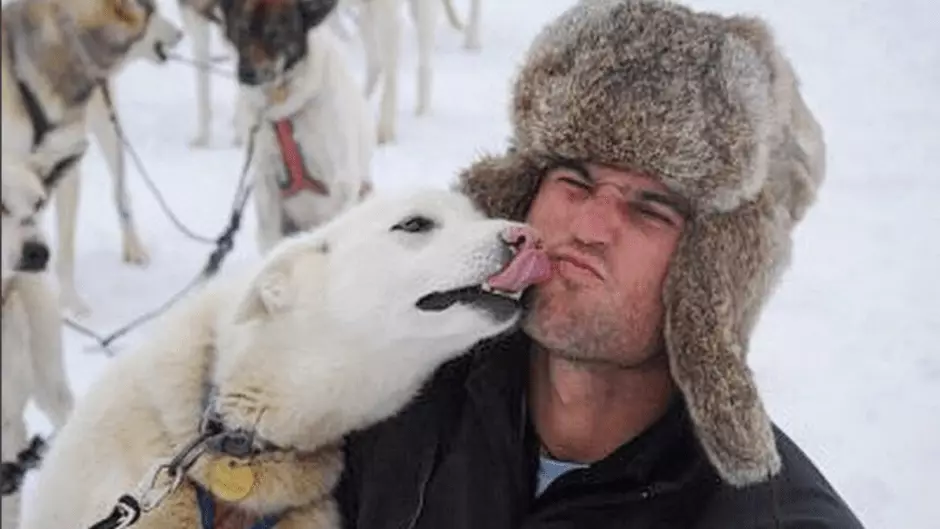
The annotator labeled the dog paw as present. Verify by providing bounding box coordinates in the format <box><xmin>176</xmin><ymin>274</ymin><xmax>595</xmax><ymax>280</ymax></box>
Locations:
<box><xmin>122</xmin><ymin>236</ymin><xmax>150</xmax><ymax>266</ymax></box>
<box><xmin>189</xmin><ymin>135</ymin><xmax>211</xmax><ymax>149</ymax></box>
<box><xmin>464</xmin><ymin>36</ymin><xmax>482</xmax><ymax>51</ymax></box>
<box><xmin>60</xmin><ymin>289</ymin><xmax>91</xmax><ymax>318</ymax></box>
<box><xmin>358</xmin><ymin>181</ymin><xmax>374</xmax><ymax>201</ymax></box>
<box><xmin>377</xmin><ymin>125</ymin><xmax>396</xmax><ymax>146</ymax></box>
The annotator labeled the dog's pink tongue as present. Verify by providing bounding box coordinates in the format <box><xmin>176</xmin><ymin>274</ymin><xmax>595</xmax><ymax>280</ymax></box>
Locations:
<box><xmin>486</xmin><ymin>247</ymin><xmax>553</xmax><ymax>292</ymax></box>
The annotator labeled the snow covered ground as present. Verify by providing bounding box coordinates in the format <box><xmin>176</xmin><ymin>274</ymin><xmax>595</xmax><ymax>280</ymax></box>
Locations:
<box><xmin>16</xmin><ymin>0</ymin><xmax>939</xmax><ymax>527</ymax></box>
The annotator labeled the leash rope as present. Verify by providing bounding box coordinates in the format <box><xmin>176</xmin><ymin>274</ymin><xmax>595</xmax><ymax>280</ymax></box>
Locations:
<box><xmin>98</xmin><ymin>83</ymin><xmax>218</xmax><ymax>245</ymax></box>
<box><xmin>62</xmin><ymin>110</ymin><xmax>259</xmax><ymax>354</ymax></box>
<box><xmin>87</xmin><ymin>496</ymin><xmax>142</xmax><ymax>529</ymax></box>
<box><xmin>164</xmin><ymin>51</ymin><xmax>235</xmax><ymax>79</ymax></box>
<box><xmin>85</xmin><ymin>429</ymin><xmax>218</xmax><ymax>529</ymax></box>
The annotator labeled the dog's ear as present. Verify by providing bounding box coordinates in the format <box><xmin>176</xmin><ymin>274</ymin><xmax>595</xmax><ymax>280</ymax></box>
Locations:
<box><xmin>299</xmin><ymin>0</ymin><xmax>337</xmax><ymax>31</ymax></box>
<box><xmin>233</xmin><ymin>267</ymin><xmax>293</xmax><ymax>323</ymax></box>
<box><xmin>232</xmin><ymin>238</ymin><xmax>329</xmax><ymax>324</ymax></box>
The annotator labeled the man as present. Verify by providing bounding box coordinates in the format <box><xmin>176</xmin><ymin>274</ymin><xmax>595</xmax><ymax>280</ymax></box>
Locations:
<box><xmin>336</xmin><ymin>0</ymin><xmax>864</xmax><ymax>527</ymax></box>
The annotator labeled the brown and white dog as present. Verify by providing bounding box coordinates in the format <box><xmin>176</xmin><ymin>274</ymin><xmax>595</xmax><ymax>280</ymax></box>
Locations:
<box><xmin>1</xmin><ymin>0</ymin><xmax>184</xmax><ymax>315</ymax></box>
<box><xmin>178</xmin><ymin>0</ymin><xmax>483</xmax><ymax>146</ymax></box>
<box><xmin>216</xmin><ymin>0</ymin><xmax>375</xmax><ymax>254</ymax></box>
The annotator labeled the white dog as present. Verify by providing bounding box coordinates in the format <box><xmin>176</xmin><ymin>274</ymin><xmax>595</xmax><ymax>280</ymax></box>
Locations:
<box><xmin>351</xmin><ymin>0</ymin><xmax>483</xmax><ymax>144</ymax></box>
<box><xmin>22</xmin><ymin>189</ymin><xmax>551</xmax><ymax>528</ymax></box>
<box><xmin>1</xmin><ymin>0</ymin><xmax>184</xmax><ymax>315</ymax></box>
<box><xmin>1</xmin><ymin>161</ymin><xmax>75</xmax><ymax>529</ymax></box>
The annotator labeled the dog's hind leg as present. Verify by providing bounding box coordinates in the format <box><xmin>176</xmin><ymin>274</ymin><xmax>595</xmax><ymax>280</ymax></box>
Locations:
<box><xmin>410</xmin><ymin>0</ymin><xmax>437</xmax><ymax>117</ymax></box>
<box><xmin>20</xmin><ymin>275</ymin><xmax>73</xmax><ymax>430</ymax></box>
<box><xmin>87</xmin><ymin>88</ymin><xmax>150</xmax><ymax>267</ymax></box>
<box><xmin>463</xmin><ymin>0</ymin><xmax>482</xmax><ymax>51</ymax></box>
<box><xmin>182</xmin><ymin>5</ymin><xmax>213</xmax><ymax>148</ymax></box>
<box><xmin>53</xmin><ymin>168</ymin><xmax>90</xmax><ymax>316</ymax></box>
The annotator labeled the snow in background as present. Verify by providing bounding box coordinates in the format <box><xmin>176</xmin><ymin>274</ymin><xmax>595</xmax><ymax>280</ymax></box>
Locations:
<box><xmin>15</xmin><ymin>0</ymin><xmax>939</xmax><ymax>527</ymax></box>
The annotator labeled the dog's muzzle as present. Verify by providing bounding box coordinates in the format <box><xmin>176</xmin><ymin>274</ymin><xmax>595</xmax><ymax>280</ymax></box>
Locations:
<box><xmin>201</xmin><ymin>408</ymin><xmax>285</xmax><ymax>459</ymax></box>
<box><xmin>16</xmin><ymin>241</ymin><xmax>49</xmax><ymax>272</ymax></box>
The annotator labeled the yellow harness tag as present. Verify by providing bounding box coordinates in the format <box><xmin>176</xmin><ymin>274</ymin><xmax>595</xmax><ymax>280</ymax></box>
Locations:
<box><xmin>207</xmin><ymin>456</ymin><xmax>255</xmax><ymax>502</ymax></box>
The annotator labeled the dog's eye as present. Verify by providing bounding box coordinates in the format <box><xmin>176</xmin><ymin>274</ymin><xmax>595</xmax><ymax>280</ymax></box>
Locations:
<box><xmin>391</xmin><ymin>216</ymin><xmax>436</xmax><ymax>233</ymax></box>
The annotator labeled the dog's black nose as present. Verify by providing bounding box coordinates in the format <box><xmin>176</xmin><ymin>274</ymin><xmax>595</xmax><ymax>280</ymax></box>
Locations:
<box><xmin>18</xmin><ymin>241</ymin><xmax>49</xmax><ymax>271</ymax></box>
<box><xmin>238</xmin><ymin>62</ymin><xmax>261</xmax><ymax>85</ymax></box>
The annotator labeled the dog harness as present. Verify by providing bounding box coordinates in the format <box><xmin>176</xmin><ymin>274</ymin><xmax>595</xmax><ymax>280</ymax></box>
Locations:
<box><xmin>4</xmin><ymin>25</ymin><xmax>85</xmax><ymax>185</ymax></box>
<box><xmin>272</xmin><ymin>119</ymin><xmax>330</xmax><ymax>199</ymax></box>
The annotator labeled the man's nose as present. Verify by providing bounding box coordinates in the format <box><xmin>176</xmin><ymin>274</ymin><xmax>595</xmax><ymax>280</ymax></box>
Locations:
<box><xmin>570</xmin><ymin>193</ymin><xmax>620</xmax><ymax>247</ymax></box>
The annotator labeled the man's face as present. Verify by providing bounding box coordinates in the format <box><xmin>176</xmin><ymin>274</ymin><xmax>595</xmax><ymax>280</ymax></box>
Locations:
<box><xmin>523</xmin><ymin>162</ymin><xmax>688</xmax><ymax>367</ymax></box>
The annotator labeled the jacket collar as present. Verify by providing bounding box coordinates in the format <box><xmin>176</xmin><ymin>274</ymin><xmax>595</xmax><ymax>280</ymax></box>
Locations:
<box><xmin>464</xmin><ymin>331</ymin><xmax>708</xmax><ymax>493</ymax></box>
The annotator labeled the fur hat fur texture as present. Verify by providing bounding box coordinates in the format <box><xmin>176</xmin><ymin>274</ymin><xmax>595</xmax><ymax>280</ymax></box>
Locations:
<box><xmin>456</xmin><ymin>0</ymin><xmax>825</xmax><ymax>486</ymax></box>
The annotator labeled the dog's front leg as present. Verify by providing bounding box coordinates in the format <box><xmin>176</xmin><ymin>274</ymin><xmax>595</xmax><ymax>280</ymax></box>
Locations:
<box><xmin>232</xmin><ymin>86</ymin><xmax>254</xmax><ymax>147</ymax></box>
<box><xmin>87</xmin><ymin>89</ymin><xmax>150</xmax><ymax>267</ymax></box>
<box><xmin>359</xmin><ymin>4</ymin><xmax>382</xmax><ymax>99</ymax></box>
<box><xmin>370</xmin><ymin>0</ymin><xmax>401</xmax><ymax>144</ymax></box>
<box><xmin>182</xmin><ymin>4</ymin><xmax>213</xmax><ymax>148</ymax></box>
<box><xmin>464</xmin><ymin>0</ymin><xmax>482</xmax><ymax>50</ymax></box>
<box><xmin>20</xmin><ymin>274</ymin><xmax>74</xmax><ymax>429</ymax></box>
<box><xmin>253</xmin><ymin>165</ymin><xmax>286</xmax><ymax>255</ymax></box>
<box><xmin>1</xmin><ymin>297</ymin><xmax>31</xmax><ymax>529</ymax></box>
<box><xmin>53</xmin><ymin>168</ymin><xmax>90</xmax><ymax>316</ymax></box>
<box><xmin>410</xmin><ymin>0</ymin><xmax>436</xmax><ymax>117</ymax></box>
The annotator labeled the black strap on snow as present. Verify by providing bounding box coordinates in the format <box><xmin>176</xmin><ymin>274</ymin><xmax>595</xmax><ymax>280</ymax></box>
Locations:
<box><xmin>0</xmin><ymin>435</ymin><xmax>47</xmax><ymax>496</ymax></box>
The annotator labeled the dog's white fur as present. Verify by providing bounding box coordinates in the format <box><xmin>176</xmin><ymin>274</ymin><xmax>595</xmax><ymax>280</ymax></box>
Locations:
<box><xmin>1</xmin><ymin>0</ymin><xmax>184</xmax><ymax>315</ymax></box>
<box><xmin>241</xmin><ymin>26</ymin><xmax>375</xmax><ymax>254</ymax></box>
<box><xmin>1</xmin><ymin>162</ymin><xmax>74</xmax><ymax>529</ymax></box>
<box><xmin>23</xmin><ymin>189</ymin><xmax>530</xmax><ymax>528</ymax></box>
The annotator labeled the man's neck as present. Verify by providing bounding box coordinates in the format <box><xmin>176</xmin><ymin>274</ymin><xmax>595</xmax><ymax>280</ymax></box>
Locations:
<box><xmin>529</xmin><ymin>345</ymin><xmax>675</xmax><ymax>463</ymax></box>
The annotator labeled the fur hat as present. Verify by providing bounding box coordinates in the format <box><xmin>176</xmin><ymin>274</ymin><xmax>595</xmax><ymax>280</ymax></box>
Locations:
<box><xmin>456</xmin><ymin>0</ymin><xmax>825</xmax><ymax>487</ymax></box>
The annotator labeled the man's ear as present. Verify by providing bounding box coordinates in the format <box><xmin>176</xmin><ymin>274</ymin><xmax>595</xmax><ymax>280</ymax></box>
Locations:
<box><xmin>299</xmin><ymin>0</ymin><xmax>338</xmax><ymax>31</ymax></box>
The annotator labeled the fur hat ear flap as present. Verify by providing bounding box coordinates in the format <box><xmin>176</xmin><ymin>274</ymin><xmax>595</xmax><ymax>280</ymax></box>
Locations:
<box><xmin>663</xmin><ymin>194</ymin><xmax>790</xmax><ymax>487</ymax></box>
<box><xmin>455</xmin><ymin>149</ymin><xmax>550</xmax><ymax>222</ymax></box>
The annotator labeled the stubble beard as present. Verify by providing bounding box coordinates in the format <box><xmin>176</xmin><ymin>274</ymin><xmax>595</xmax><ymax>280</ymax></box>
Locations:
<box><xmin>522</xmin><ymin>280</ymin><xmax>665</xmax><ymax>370</ymax></box>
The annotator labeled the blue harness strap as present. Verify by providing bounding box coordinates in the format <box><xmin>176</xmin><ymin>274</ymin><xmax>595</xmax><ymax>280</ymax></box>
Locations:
<box><xmin>195</xmin><ymin>484</ymin><xmax>283</xmax><ymax>529</ymax></box>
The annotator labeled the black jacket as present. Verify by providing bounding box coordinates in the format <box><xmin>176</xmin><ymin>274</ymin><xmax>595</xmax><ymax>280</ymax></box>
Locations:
<box><xmin>336</xmin><ymin>333</ymin><xmax>864</xmax><ymax>529</ymax></box>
